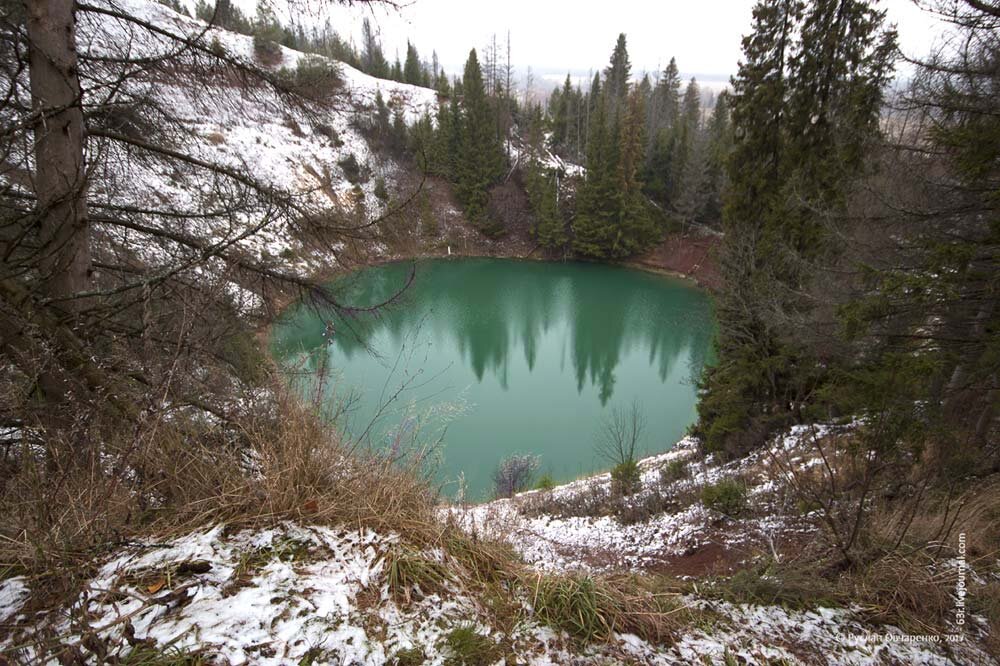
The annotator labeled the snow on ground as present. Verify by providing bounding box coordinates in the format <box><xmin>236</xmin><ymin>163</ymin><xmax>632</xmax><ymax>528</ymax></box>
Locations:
<box><xmin>0</xmin><ymin>425</ymin><xmax>991</xmax><ymax>665</ymax></box>
<box><xmin>55</xmin><ymin>0</ymin><xmax>442</xmax><ymax>313</ymax></box>
<box><xmin>508</xmin><ymin>133</ymin><xmax>587</xmax><ymax>180</ymax></box>
<box><xmin>444</xmin><ymin>428</ymin><xmax>835</xmax><ymax>573</ymax></box>
<box><xmin>2</xmin><ymin>518</ymin><xmax>992</xmax><ymax>665</ymax></box>
<box><xmin>0</xmin><ymin>577</ymin><xmax>29</xmax><ymax>625</ymax></box>
<box><xmin>1</xmin><ymin>524</ymin><xmax>499</xmax><ymax>665</ymax></box>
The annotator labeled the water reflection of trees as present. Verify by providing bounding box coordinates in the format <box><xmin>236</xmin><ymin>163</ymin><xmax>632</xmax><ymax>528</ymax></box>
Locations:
<box><xmin>272</xmin><ymin>259</ymin><xmax>715</xmax><ymax>406</ymax></box>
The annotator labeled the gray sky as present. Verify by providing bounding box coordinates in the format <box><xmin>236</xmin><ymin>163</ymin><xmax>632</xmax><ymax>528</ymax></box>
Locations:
<box><xmin>312</xmin><ymin>0</ymin><xmax>945</xmax><ymax>80</ymax></box>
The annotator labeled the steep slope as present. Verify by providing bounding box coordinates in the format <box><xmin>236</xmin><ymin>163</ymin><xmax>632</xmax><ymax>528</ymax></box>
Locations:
<box><xmin>2</xmin><ymin>426</ymin><xmax>995</xmax><ymax>664</ymax></box>
<box><xmin>70</xmin><ymin>0</ymin><xmax>443</xmax><ymax>311</ymax></box>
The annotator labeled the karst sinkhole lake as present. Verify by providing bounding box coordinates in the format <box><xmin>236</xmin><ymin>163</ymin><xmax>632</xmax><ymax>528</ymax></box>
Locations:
<box><xmin>271</xmin><ymin>258</ymin><xmax>716</xmax><ymax>499</ymax></box>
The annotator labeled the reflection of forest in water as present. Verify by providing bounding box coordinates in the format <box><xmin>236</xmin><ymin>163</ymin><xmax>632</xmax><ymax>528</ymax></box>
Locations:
<box><xmin>273</xmin><ymin>259</ymin><xmax>715</xmax><ymax>407</ymax></box>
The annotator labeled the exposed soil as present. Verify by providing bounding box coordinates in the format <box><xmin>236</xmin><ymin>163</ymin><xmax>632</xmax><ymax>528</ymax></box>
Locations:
<box><xmin>386</xmin><ymin>167</ymin><xmax>722</xmax><ymax>291</ymax></box>
<box><xmin>652</xmin><ymin>541</ymin><xmax>737</xmax><ymax>577</ymax></box>
<box><xmin>631</xmin><ymin>229</ymin><xmax>722</xmax><ymax>291</ymax></box>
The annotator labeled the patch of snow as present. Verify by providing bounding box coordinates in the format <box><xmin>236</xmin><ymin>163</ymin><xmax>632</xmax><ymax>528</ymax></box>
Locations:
<box><xmin>0</xmin><ymin>577</ymin><xmax>30</xmax><ymax>624</ymax></box>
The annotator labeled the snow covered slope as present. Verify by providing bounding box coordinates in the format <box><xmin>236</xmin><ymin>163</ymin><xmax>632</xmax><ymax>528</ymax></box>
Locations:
<box><xmin>2</xmin><ymin>489</ymin><xmax>993</xmax><ymax>662</ymax></box>
<box><xmin>72</xmin><ymin>0</ymin><xmax>441</xmax><ymax>308</ymax></box>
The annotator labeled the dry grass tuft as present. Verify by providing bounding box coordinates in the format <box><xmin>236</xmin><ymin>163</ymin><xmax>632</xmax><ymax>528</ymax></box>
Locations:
<box><xmin>0</xmin><ymin>388</ymin><xmax>440</xmax><ymax>600</ymax></box>
<box><xmin>384</xmin><ymin>544</ymin><xmax>452</xmax><ymax>605</ymax></box>
<box><xmin>528</xmin><ymin>572</ymin><xmax>685</xmax><ymax>645</ymax></box>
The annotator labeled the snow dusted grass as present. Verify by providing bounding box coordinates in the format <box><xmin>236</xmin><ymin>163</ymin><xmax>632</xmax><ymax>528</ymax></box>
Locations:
<box><xmin>444</xmin><ymin>430</ymin><xmax>827</xmax><ymax>573</ymax></box>
<box><xmin>1</xmin><ymin>524</ymin><xmax>475</xmax><ymax>664</ymax></box>
<box><xmin>2</xmin><ymin>417</ymin><xmax>996</xmax><ymax>664</ymax></box>
<box><xmin>438</xmin><ymin>425</ymin><xmax>999</xmax><ymax>665</ymax></box>
<box><xmin>3</xmin><ymin>518</ymin><xmax>993</xmax><ymax>665</ymax></box>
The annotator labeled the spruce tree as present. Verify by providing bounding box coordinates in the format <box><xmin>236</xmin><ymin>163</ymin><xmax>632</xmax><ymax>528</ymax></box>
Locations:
<box><xmin>573</xmin><ymin>91</ymin><xmax>615</xmax><ymax>257</ymax></box>
<box><xmin>604</xmin><ymin>33</ymin><xmax>631</xmax><ymax>120</ymax></box>
<box><xmin>696</xmin><ymin>0</ymin><xmax>896</xmax><ymax>456</ymax></box>
<box><xmin>454</xmin><ymin>49</ymin><xmax>505</xmax><ymax>226</ymax></box>
<box><xmin>696</xmin><ymin>0</ymin><xmax>805</xmax><ymax>455</ymax></box>
<box><xmin>572</xmin><ymin>35</ymin><xmax>657</xmax><ymax>259</ymax></box>
<box><xmin>403</xmin><ymin>41</ymin><xmax>422</xmax><ymax>85</ymax></box>
<box><xmin>669</xmin><ymin>78</ymin><xmax>702</xmax><ymax>203</ymax></box>
<box><xmin>616</xmin><ymin>87</ymin><xmax>655</xmax><ymax>255</ymax></box>
<box><xmin>360</xmin><ymin>18</ymin><xmax>389</xmax><ymax>78</ymax></box>
<box><xmin>702</xmin><ymin>91</ymin><xmax>734</xmax><ymax>226</ymax></box>
<box><xmin>649</xmin><ymin>57</ymin><xmax>681</xmax><ymax>145</ymax></box>
<box><xmin>552</xmin><ymin>74</ymin><xmax>573</xmax><ymax>151</ymax></box>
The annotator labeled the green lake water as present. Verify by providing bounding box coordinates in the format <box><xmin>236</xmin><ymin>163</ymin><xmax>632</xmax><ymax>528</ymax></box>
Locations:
<box><xmin>271</xmin><ymin>258</ymin><xmax>715</xmax><ymax>500</ymax></box>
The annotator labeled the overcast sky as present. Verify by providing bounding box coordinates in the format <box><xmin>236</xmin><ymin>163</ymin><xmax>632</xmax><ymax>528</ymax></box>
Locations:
<box><xmin>304</xmin><ymin>0</ymin><xmax>946</xmax><ymax>81</ymax></box>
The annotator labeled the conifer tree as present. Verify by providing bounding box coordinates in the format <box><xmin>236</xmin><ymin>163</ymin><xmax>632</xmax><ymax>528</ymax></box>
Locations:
<box><xmin>696</xmin><ymin>0</ymin><xmax>896</xmax><ymax>456</ymax></box>
<box><xmin>702</xmin><ymin>91</ymin><xmax>734</xmax><ymax>226</ymax></box>
<box><xmin>669</xmin><ymin>78</ymin><xmax>702</xmax><ymax>203</ymax></box>
<box><xmin>453</xmin><ymin>49</ymin><xmax>506</xmax><ymax>225</ymax></box>
<box><xmin>572</xmin><ymin>47</ymin><xmax>655</xmax><ymax>259</ymax></box>
<box><xmin>360</xmin><ymin>17</ymin><xmax>389</xmax><ymax>78</ymax></box>
<box><xmin>674</xmin><ymin>131</ymin><xmax>710</xmax><ymax>231</ymax></box>
<box><xmin>604</xmin><ymin>33</ymin><xmax>631</xmax><ymax>120</ymax></box>
<box><xmin>616</xmin><ymin>87</ymin><xmax>656</xmax><ymax>254</ymax></box>
<box><xmin>573</xmin><ymin>91</ymin><xmax>616</xmax><ymax>257</ymax></box>
<box><xmin>649</xmin><ymin>57</ymin><xmax>681</xmax><ymax>145</ymax></box>
<box><xmin>696</xmin><ymin>0</ymin><xmax>806</xmax><ymax>455</ymax></box>
<box><xmin>552</xmin><ymin>74</ymin><xmax>573</xmax><ymax>150</ymax></box>
<box><xmin>403</xmin><ymin>41</ymin><xmax>422</xmax><ymax>85</ymax></box>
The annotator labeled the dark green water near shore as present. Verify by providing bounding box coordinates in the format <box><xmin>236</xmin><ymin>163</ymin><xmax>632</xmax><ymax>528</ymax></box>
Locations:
<box><xmin>271</xmin><ymin>258</ymin><xmax>715</xmax><ymax>499</ymax></box>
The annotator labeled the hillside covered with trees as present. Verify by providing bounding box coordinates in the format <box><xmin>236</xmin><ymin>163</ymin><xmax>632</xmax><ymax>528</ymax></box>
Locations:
<box><xmin>0</xmin><ymin>0</ymin><xmax>997</xmax><ymax>663</ymax></box>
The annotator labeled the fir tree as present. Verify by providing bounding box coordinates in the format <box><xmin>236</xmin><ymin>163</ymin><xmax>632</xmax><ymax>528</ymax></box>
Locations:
<box><xmin>649</xmin><ymin>57</ymin><xmax>681</xmax><ymax>146</ymax></box>
<box><xmin>552</xmin><ymin>74</ymin><xmax>573</xmax><ymax>150</ymax></box>
<box><xmin>572</xmin><ymin>36</ymin><xmax>657</xmax><ymax>259</ymax></box>
<box><xmin>615</xmin><ymin>87</ymin><xmax>656</xmax><ymax>255</ymax></box>
<box><xmin>674</xmin><ymin>130</ymin><xmax>710</xmax><ymax>231</ymax></box>
<box><xmin>669</xmin><ymin>78</ymin><xmax>702</xmax><ymax>203</ymax></box>
<box><xmin>696</xmin><ymin>0</ymin><xmax>805</xmax><ymax>455</ymax></box>
<box><xmin>361</xmin><ymin>18</ymin><xmax>389</xmax><ymax>78</ymax></box>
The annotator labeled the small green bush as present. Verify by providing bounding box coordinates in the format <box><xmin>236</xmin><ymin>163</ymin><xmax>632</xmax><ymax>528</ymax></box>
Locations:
<box><xmin>714</xmin><ymin>562</ymin><xmax>838</xmax><ymax>610</ymax></box>
<box><xmin>700</xmin><ymin>478</ymin><xmax>747</xmax><ymax>517</ymax></box>
<box><xmin>338</xmin><ymin>153</ymin><xmax>367</xmax><ymax>185</ymax></box>
<box><xmin>118</xmin><ymin>644</ymin><xmax>207</xmax><ymax>665</ymax></box>
<box><xmin>441</xmin><ymin>625</ymin><xmax>500</xmax><ymax>666</ymax></box>
<box><xmin>314</xmin><ymin>123</ymin><xmax>343</xmax><ymax>147</ymax></box>
<box><xmin>374</xmin><ymin>177</ymin><xmax>389</xmax><ymax>202</ymax></box>
<box><xmin>390</xmin><ymin>646</ymin><xmax>426</xmax><ymax>666</ymax></box>
<box><xmin>532</xmin><ymin>576</ymin><xmax>617</xmax><ymax>643</ymax></box>
<box><xmin>659</xmin><ymin>458</ymin><xmax>689</xmax><ymax>485</ymax></box>
<box><xmin>385</xmin><ymin>546</ymin><xmax>450</xmax><ymax>605</ymax></box>
<box><xmin>610</xmin><ymin>459</ymin><xmax>641</xmax><ymax>496</ymax></box>
<box><xmin>252</xmin><ymin>32</ymin><xmax>282</xmax><ymax>64</ymax></box>
<box><xmin>535</xmin><ymin>473</ymin><xmax>556</xmax><ymax>491</ymax></box>
<box><xmin>278</xmin><ymin>56</ymin><xmax>343</xmax><ymax>101</ymax></box>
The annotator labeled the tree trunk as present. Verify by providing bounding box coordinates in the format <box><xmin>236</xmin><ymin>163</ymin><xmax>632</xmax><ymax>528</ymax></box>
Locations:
<box><xmin>27</xmin><ymin>0</ymin><xmax>91</xmax><ymax>308</ymax></box>
<box><xmin>25</xmin><ymin>0</ymin><xmax>91</xmax><ymax>428</ymax></box>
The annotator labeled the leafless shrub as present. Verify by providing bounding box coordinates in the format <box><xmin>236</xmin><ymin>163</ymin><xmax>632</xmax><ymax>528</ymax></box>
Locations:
<box><xmin>596</xmin><ymin>400</ymin><xmax>646</xmax><ymax>496</ymax></box>
<box><xmin>492</xmin><ymin>454</ymin><xmax>539</xmax><ymax>499</ymax></box>
<box><xmin>595</xmin><ymin>400</ymin><xmax>645</xmax><ymax>469</ymax></box>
